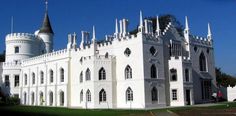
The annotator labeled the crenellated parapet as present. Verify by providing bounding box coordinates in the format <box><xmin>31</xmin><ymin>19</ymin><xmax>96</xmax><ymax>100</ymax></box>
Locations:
<box><xmin>79</xmin><ymin>54</ymin><xmax>115</xmax><ymax>64</ymax></box>
<box><xmin>22</xmin><ymin>49</ymin><xmax>68</xmax><ymax>64</ymax></box>
<box><xmin>162</xmin><ymin>22</ymin><xmax>173</xmax><ymax>36</ymax></box>
<box><xmin>6</xmin><ymin>33</ymin><xmax>38</xmax><ymax>42</ymax></box>
<box><xmin>3</xmin><ymin>61</ymin><xmax>21</xmax><ymax>69</ymax></box>
<box><xmin>190</xmin><ymin>35</ymin><xmax>212</xmax><ymax>47</ymax></box>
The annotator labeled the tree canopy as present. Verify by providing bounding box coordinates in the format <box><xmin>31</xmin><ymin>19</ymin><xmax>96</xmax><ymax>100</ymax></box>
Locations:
<box><xmin>216</xmin><ymin>68</ymin><xmax>236</xmax><ymax>87</ymax></box>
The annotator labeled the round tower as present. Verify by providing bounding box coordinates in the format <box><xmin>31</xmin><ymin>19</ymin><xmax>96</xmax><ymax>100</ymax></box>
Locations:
<box><xmin>37</xmin><ymin>1</ymin><xmax>54</xmax><ymax>53</ymax></box>
<box><xmin>5</xmin><ymin>33</ymin><xmax>42</xmax><ymax>63</ymax></box>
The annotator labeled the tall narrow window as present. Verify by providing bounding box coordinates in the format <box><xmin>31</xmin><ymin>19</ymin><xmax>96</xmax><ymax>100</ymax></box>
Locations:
<box><xmin>32</xmin><ymin>73</ymin><xmax>35</xmax><ymax>85</ymax></box>
<box><xmin>99</xmin><ymin>67</ymin><xmax>106</xmax><ymax>80</ymax></box>
<box><xmin>31</xmin><ymin>92</ymin><xmax>35</xmax><ymax>105</ymax></box>
<box><xmin>40</xmin><ymin>71</ymin><xmax>44</xmax><ymax>84</ymax></box>
<box><xmin>86</xmin><ymin>90</ymin><xmax>91</xmax><ymax>102</ymax></box>
<box><xmin>199</xmin><ymin>52</ymin><xmax>207</xmax><ymax>71</ymax></box>
<box><xmin>39</xmin><ymin>92</ymin><xmax>44</xmax><ymax>105</ymax></box>
<box><xmin>80</xmin><ymin>71</ymin><xmax>83</xmax><ymax>83</ymax></box>
<box><xmin>151</xmin><ymin>87</ymin><xmax>158</xmax><ymax>101</ymax></box>
<box><xmin>24</xmin><ymin>92</ymin><xmax>27</xmax><ymax>105</ymax></box>
<box><xmin>126</xmin><ymin>87</ymin><xmax>133</xmax><ymax>101</ymax></box>
<box><xmin>60</xmin><ymin>68</ymin><xmax>64</xmax><ymax>82</ymax></box>
<box><xmin>125</xmin><ymin>65</ymin><xmax>132</xmax><ymax>79</ymax></box>
<box><xmin>24</xmin><ymin>74</ymin><xmax>28</xmax><ymax>85</ymax></box>
<box><xmin>5</xmin><ymin>75</ymin><xmax>9</xmax><ymax>87</ymax></box>
<box><xmin>99</xmin><ymin>89</ymin><xmax>106</xmax><ymax>102</ymax></box>
<box><xmin>15</xmin><ymin>46</ymin><xmax>19</xmax><ymax>53</ymax></box>
<box><xmin>172</xmin><ymin>89</ymin><xmax>177</xmax><ymax>100</ymax></box>
<box><xmin>49</xmin><ymin>69</ymin><xmax>53</xmax><ymax>83</ymax></box>
<box><xmin>151</xmin><ymin>64</ymin><xmax>157</xmax><ymax>78</ymax></box>
<box><xmin>49</xmin><ymin>92</ymin><xmax>53</xmax><ymax>106</ymax></box>
<box><xmin>170</xmin><ymin>68</ymin><xmax>177</xmax><ymax>81</ymax></box>
<box><xmin>60</xmin><ymin>91</ymin><xmax>64</xmax><ymax>106</ymax></box>
<box><xmin>80</xmin><ymin>90</ymin><xmax>83</xmax><ymax>102</ymax></box>
<box><xmin>14</xmin><ymin>75</ymin><xmax>19</xmax><ymax>87</ymax></box>
<box><xmin>185</xmin><ymin>69</ymin><xmax>190</xmax><ymax>82</ymax></box>
<box><xmin>86</xmin><ymin>68</ymin><xmax>91</xmax><ymax>81</ymax></box>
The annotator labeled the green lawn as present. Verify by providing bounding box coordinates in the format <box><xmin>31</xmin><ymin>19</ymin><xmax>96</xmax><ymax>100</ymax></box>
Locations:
<box><xmin>0</xmin><ymin>102</ymin><xmax>236</xmax><ymax>116</ymax></box>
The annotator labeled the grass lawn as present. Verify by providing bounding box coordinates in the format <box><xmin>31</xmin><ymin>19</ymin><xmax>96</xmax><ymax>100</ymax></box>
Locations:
<box><xmin>0</xmin><ymin>102</ymin><xmax>236</xmax><ymax>116</ymax></box>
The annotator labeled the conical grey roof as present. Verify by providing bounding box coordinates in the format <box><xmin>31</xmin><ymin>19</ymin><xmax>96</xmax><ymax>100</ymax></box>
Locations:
<box><xmin>39</xmin><ymin>12</ymin><xmax>54</xmax><ymax>34</ymax></box>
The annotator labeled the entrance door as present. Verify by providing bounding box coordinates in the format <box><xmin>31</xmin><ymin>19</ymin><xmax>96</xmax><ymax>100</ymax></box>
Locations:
<box><xmin>186</xmin><ymin>89</ymin><xmax>191</xmax><ymax>105</ymax></box>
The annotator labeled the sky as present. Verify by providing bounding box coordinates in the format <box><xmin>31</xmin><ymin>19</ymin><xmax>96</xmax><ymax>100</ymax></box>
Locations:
<box><xmin>0</xmin><ymin>0</ymin><xmax>235</xmax><ymax>75</ymax></box>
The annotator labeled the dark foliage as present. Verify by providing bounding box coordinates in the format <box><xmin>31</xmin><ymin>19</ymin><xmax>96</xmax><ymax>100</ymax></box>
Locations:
<box><xmin>129</xmin><ymin>14</ymin><xmax>184</xmax><ymax>36</ymax></box>
<box><xmin>216</xmin><ymin>67</ymin><xmax>236</xmax><ymax>87</ymax></box>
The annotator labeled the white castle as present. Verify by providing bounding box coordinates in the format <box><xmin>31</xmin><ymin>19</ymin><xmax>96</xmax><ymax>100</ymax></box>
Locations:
<box><xmin>0</xmin><ymin>3</ymin><xmax>216</xmax><ymax>109</ymax></box>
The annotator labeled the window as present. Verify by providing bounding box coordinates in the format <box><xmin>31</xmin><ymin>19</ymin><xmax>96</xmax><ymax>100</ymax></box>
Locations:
<box><xmin>39</xmin><ymin>92</ymin><xmax>44</xmax><ymax>105</ymax></box>
<box><xmin>5</xmin><ymin>75</ymin><xmax>9</xmax><ymax>87</ymax></box>
<box><xmin>24</xmin><ymin>74</ymin><xmax>28</xmax><ymax>85</ymax></box>
<box><xmin>151</xmin><ymin>87</ymin><xmax>158</xmax><ymax>101</ymax></box>
<box><xmin>86</xmin><ymin>90</ymin><xmax>91</xmax><ymax>102</ymax></box>
<box><xmin>201</xmin><ymin>80</ymin><xmax>212</xmax><ymax>100</ymax></box>
<box><xmin>86</xmin><ymin>68</ymin><xmax>91</xmax><ymax>81</ymax></box>
<box><xmin>126</xmin><ymin>87</ymin><xmax>133</xmax><ymax>101</ymax></box>
<box><xmin>99</xmin><ymin>89</ymin><xmax>106</xmax><ymax>102</ymax></box>
<box><xmin>170</xmin><ymin>68</ymin><xmax>177</xmax><ymax>81</ymax></box>
<box><xmin>40</xmin><ymin>71</ymin><xmax>44</xmax><ymax>84</ymax></box>
<box><xmin>125</xmin><ymin>65</ymin><xmax>132</xmax><ymax>79</ymax></box>
<box><xmin>151</xmin><ymin>64</ymin><xmax>157</xmax><ymax>78</ymax></box>
<box><xmin>99</xmin><ymin>67</ymin><xmax>106</xmax><ymax>80</ymax></box>
<box><xmin>15</xmin><ymin>46</ymin><xmax>19</xmax><ymax>53</ymax></box>
<box><xmin>124</xmin><ymin>48</ymin><xmax>131</xmax><ymax>57</ymax></box>
<box><xmin>199</xmin><ymin>52</ymin><xmax>207</xmax><ymax>71</ymax></box>
<box><xmin>24</xmin><ymin>92</ymin><xmax>27</xmax><ymax>105</ymax></box>
<box><xmin>150</xmin><ymin>46</ymin><xmax>156</xmax><ymax>56</ymax></box>
<box><xmin>185</xmin><ymin>69</ymin><xmax>190</xmax><ymax>82</ymax></box>
<box><xmin>31</xmin><ymin>92</ymin><xmax>35</xmax><ymax>105</ymax></box>
<box><xmin>49</xmin><ymin>92</ymin><xmax>53</xmax><ymax>106</ymax></box>
<box><xmin>60</xmin><ymin>68</ymin><xmax>64</xmax><ymax>82</ymax></box>
<box><xmin>49</xmin><ymin>69</ymin><xmax>53</xmax><ymax>83</ymax></box>
<box><xmin>14</xmin><ymin>75</ymin><xmax>19</xmax><ymax>87</ymax></box>
<box><xmin>32</xmin><ymin>73</ymin><xmax>35</xmax><ymax>85</ymax></box>
<box><xmin>172</xmin><ymin>89</ymin><xmax>177</xmax><ymax>100</ymax></box>
<box><xmin>194</xmin><ymin>46</ymin><xmax>197</xmax><ymax>52</ymax></box>
<box><xmin>105</xmin><ymin>52</ymin><xmax>109</xmax><ymax>58</ymax></box>
<box><xmin>60</xmin><ymin>91</ymin><xmax>64</xmax><ymax>106</ymax></box>
<box><xmin>80</xmin><ymin>90</ymin><xmax>83</xmax><ymax>102</ymax></box>
<box><xmin>80</xmin><ymin>71</ymin><xmax>83</xmax><ymax>83</ymax></box>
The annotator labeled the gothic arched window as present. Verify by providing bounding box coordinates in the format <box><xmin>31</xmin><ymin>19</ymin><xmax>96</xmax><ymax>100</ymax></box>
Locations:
<box><xmin>86</xmin><ymin>89</ymin><xmax>91</xmax><ymax>102</ymax></box>
<box><xmin>99</xmin><ymin>67</ymin><xmax>106</xmax><ymax>80</ymax></box>
<box><xmin>199</xmin><ymin>52</ymin><xmax>207</xmax><ymax>71</ymax></box>
<box><xmin>39</xmin><ymin>92</ymin><xmax>44</xmax><ymax>105</ymax></box>
<box><xmin>99</xmin><ymin>89</ymin><xmax>106</xmax><ymax>102</ymax></box>
<box><xmin>60</xmin><ymin>68</ymin><xmax>64</xmax><ymax>82</ymax></box>
<box><xmin>59</xmin><ymin>91</ymin><xmax>64</xmax><ymax>106</ymax></box>
<box><xmin>24</xmin><ymin>74</ymin><xmax>27</xmax><ymax>85</ymax></box>
<box><xmin>150</xmin><ymin>46</ymin><xmax>156</xmax><ymax>56</ymax></box>
<box><xmin>49</xmin><ymin>91</ymin><xmax>53</xmax><ymax>106</ymax></box>
<box><xmin>86</xmin><ymin>68</ymin><xmax>91</xmax><ymax>81</ymax></box>
<box><xmin>40</xmin><ymin>71</ymin><xmax>44</xmax><ymax>84</ymax></box>
<box><xmin>49</xmin><ymin>69</ymin><xmax>53</xmax><ymax>83</ymax></box>
<box><xmin>32</xmin><ymin>73</ymin><xmax>35</xmax><ymax>85</ymax></box>
<box><xmin>80</xmin><ymin>90</ymin><xmax>83</xmax><ymax>102</ymax></box>
<box><xmin>170</xmin><ymin>68</ymin><xmax>177</xmax><ymax>81</ymax></box>
<box><xmin>80</xmin><ymin>71</ymin><xmax>83</xmax><ymax>83</ymax></box>
<box><xmin>151</xmin><ymin>64</ymin><xmax>157</xmax><ymax>78</ymax></box>
<box><xmin>151</xmin><ymin>87</ymin><xmax>158</xmax><ymax>101</ymax></box>
<box><xmin>126</xmin><ymin>87</ymin><xmax>133</xmax><ymax>101</ymax></box>
<box><xmin>125</xmin><ymin>65</ymin><xmax>132</xmax><ymax>79</ymax></box>
<box><xmin>185</xmin><ymin>69</ymin><xmax>190</xmax><ymax>82</ymax></box>
<box><xmin>124</xmin><ymin>48</ymin><xmax>131</xmax><ymax>57</ymax></box>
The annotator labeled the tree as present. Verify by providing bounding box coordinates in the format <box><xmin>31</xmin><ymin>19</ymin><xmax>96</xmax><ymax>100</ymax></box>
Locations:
<box><xmin>216</xmin><ymin>67</ymin><xmax>236</xmax><ymax>87</ymax></box>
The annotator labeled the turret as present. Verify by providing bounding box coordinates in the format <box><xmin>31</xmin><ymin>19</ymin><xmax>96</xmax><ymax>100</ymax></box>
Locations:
<box><xmin>184</xmin><ymin>16</ymin><xmax>191</xmax><ymax>57</ymax></box>
<box><xmin>207</xmin><ymin>23</ymin><xmax>212</xmax><ymax>42</ymax></box>
<box><xmin>138</xmin><ymin>11</ymin><xmax>144</xmax><ymax>33</ymax></box>
<box><xmin>38</xmin><ymin>1</ymin><xmax>54</xmax><ymax>53</ymax></box>
<box><xmin>156</xmin><ymin>16</ymin><xmax>161</xmax><ymax>36</ymax></box>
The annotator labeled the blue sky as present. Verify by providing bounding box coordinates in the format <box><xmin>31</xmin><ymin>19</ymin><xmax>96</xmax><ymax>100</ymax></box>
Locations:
<box><xmin>0</xmin><ymin>0</ymin><xmax>235</xmax><ymax>75</ymax></box>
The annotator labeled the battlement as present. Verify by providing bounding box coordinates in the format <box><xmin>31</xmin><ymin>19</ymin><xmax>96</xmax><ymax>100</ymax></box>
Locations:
<box><xmin>6</xmin><ymin>33</ymin><xmax>37</xmax><ymax>41</ymax></box>
<box><xmin>190</xmin><ymin>35</ymin><xmax>212</xmax><ymax>46</ymax></box>
<box><xmin>3</xmin><ymin>61</ymin><xmax>21</xmax><ymax>68</ymax></box>
<box><xmin>170</xmin><ymin>56</ymin><xmax>191</xmax><ymax>63</ymax></box>
<box><xmin>22</xmin><ymin>49</ymin><xmax>68</xmax><ymax>64</ymax></box>
<box><xmin>79</xmin><ymin>55</ymin><xmax>114</xmax><ymax>64</ymax></box>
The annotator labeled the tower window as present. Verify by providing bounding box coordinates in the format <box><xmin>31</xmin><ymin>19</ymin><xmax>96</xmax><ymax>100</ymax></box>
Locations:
<box><xmin>172</xmin><ymin>89</ymin><xmax>177</xmax><ymax>100</ymax></box>
<box><xmin>15</xmin><ymin>46</ymin><xmax>19</xmax><ymax>53</ymax></box>
<box><xmin>4</xmin><ymin>75</ymin><xmax>10</xmax><ymax>87</ymax></box>
<box><xmin>14</xmin><ymin>75</ymin><xmax>19</xmax><ymax>87</ymax></box>
<box><xmin>124</xmin><ymin>48</ymin><xmax>131</xmax><ymax>57</ymax></box>
<box><xmin>150</xmin><ymin>46</ymin><xmax>157</xmax><ymax>56</ymax></box>
<box><xmin>170</xmin><ymin>68</ymin><xmax>177</xmax><ymax>81</ymax></box>
<box><xmin>99</xmin><ymin>67</ymin><xmax>106</xmax><ymax>80</ymax></box>
<box><xmin>199</xmin><ymin>52</ymin><xmax>207</xmax><ymax>72</ymax></box>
